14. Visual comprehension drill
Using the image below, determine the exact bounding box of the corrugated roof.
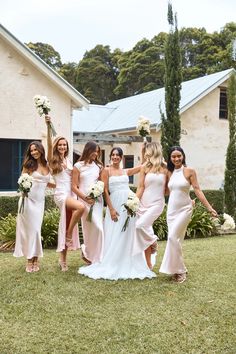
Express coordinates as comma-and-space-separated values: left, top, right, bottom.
73, 68, 234, 132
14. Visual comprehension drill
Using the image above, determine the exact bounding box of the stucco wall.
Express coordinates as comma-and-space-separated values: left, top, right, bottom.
180, 87, 228, 189
0, 39, 73, 152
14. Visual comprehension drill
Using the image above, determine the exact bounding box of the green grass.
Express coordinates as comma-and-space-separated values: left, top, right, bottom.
0, 235, 235, 354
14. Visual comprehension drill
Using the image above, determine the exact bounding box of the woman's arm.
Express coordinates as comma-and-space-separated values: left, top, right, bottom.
126, 143, 146, 176
101, 168, 119, 221
188, 168, 217, 217
45, 115, 53, 162
136, 166, 146, 199
71, 166, 94, 205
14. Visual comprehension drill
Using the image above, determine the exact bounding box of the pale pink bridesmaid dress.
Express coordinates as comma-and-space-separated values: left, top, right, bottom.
74, 161, 104, 263
133, 173, 166, 255
159, 166, 192, 275
54, 158, 79, 252
14, 171, 50, 259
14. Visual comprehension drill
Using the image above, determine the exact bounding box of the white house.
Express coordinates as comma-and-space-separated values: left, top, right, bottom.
0, 24, 89, 191
73, 68, 234, 189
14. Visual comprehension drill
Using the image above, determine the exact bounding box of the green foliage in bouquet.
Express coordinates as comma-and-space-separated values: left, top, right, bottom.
41, 208, 60, 248
0, 214, 17, 250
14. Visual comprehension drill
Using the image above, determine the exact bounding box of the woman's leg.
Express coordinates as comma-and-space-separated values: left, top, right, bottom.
65, 198, 85, 244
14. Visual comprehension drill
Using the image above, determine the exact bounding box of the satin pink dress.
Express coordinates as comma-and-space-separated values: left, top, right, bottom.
133, 173, 166, 255
14, 171, 50, 259
159, 166, 193, 275
74, 161, 104, 263
54, 158, 79, 252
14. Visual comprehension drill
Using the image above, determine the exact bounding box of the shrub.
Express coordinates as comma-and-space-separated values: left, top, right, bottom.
186, 202, 217, 238
41, 208, 60, 248
153, 207, 168, 240
190, 190, 224, 214
0, 214, 17, 250
0, 195, 57, 218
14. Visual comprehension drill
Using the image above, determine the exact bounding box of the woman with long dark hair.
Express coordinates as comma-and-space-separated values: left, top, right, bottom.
159, 146, 217, 283
14, 141, 53, 272
46, 117, 85, 272
72, 141, 104, 264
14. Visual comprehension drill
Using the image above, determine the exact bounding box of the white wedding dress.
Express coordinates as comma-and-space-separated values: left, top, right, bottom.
79, 173, 156, 280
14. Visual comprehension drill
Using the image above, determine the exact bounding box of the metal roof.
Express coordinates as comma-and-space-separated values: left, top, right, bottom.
73, 68, 234, 133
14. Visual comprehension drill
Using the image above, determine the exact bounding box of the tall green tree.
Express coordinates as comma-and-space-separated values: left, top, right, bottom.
224, 71, 236, 219
76, 45, 119, 104
26, 42, 62, 70
161, 2, 182, 159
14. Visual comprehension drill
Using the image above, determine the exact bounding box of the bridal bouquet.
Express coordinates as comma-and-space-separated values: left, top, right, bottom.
137, 116, 151, 142
121, 191, 139, 232
33, 95, 57, 137
86, 180, 104, 222
17, 173, 34, 213
216, 213, 235, 231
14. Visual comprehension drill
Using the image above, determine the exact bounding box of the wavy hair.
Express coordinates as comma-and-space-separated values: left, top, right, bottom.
143, 142, 163, 173
22, 141, 47, 173
79, 141, 103, 169
167, 146, 186, 172
50, 136, 69, 175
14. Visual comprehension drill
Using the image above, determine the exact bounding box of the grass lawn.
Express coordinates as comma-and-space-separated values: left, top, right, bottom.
0, 235, 235, 354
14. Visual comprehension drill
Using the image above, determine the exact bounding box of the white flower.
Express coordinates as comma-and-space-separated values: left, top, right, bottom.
220, 213, 235, 230
33, 94, 51, 116
88, 181, 104, 199
137, 116, 151, 137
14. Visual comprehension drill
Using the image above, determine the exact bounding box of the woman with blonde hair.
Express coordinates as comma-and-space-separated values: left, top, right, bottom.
134, 142, 167, 270
46, 117, 85, 271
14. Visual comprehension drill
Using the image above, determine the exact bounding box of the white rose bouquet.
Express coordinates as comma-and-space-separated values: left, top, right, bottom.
86, 180, 104, 222
33, 95, 57, 137
220, 213, 235, 230
17, 173, 34, 213
121, 191, 140, 232
137, 116, 151, 142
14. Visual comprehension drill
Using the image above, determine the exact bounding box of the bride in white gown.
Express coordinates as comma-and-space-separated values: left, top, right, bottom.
79, 147, 156, 280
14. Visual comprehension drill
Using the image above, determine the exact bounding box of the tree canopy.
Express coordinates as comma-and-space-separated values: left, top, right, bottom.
26, 22, 236, 104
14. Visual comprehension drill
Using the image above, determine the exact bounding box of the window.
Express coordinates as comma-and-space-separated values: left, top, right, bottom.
219, 88, 227, 119
0, 139, 33, 191
124, 155, 134, 184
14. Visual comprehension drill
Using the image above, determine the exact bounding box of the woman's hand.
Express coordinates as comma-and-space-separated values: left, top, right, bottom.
45, 115, 51, 124
110, 208, 119, 222
85, 196, 95, 205
208, 208, 218, 217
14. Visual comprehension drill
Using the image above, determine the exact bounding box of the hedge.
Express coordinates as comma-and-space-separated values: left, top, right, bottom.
0, 195, 56, 218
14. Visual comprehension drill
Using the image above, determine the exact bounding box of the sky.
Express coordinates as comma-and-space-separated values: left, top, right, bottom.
1, 0, 236, 63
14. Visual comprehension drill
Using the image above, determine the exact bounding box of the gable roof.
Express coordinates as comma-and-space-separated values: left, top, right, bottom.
73, 68, 235, 133
0, 23, 89, 109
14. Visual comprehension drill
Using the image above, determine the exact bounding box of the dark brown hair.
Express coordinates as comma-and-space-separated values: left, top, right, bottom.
167, 146, 186, 172
79, 141, 103, 169
22, 141, 47, 172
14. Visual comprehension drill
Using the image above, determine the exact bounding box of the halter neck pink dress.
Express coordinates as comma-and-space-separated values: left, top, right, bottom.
159, 166, 193, 275
54, 158, 79, 252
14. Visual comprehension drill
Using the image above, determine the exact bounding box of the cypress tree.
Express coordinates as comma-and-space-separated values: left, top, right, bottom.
161, 2, 182, 159
224, 71, 236, 219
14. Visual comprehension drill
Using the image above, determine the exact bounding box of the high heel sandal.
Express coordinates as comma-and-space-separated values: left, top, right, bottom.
25, 261, 33, 273
32, 260, 40, 272
58, 261, 68, 272
81, 251, 91, 265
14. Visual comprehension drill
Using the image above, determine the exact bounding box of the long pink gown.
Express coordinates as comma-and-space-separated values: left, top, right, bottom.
159, 166, 193, 275
74, 161, 104, 263
54, 158, 79, 252
14, 171, 50, 259
133, 173, 166, 255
